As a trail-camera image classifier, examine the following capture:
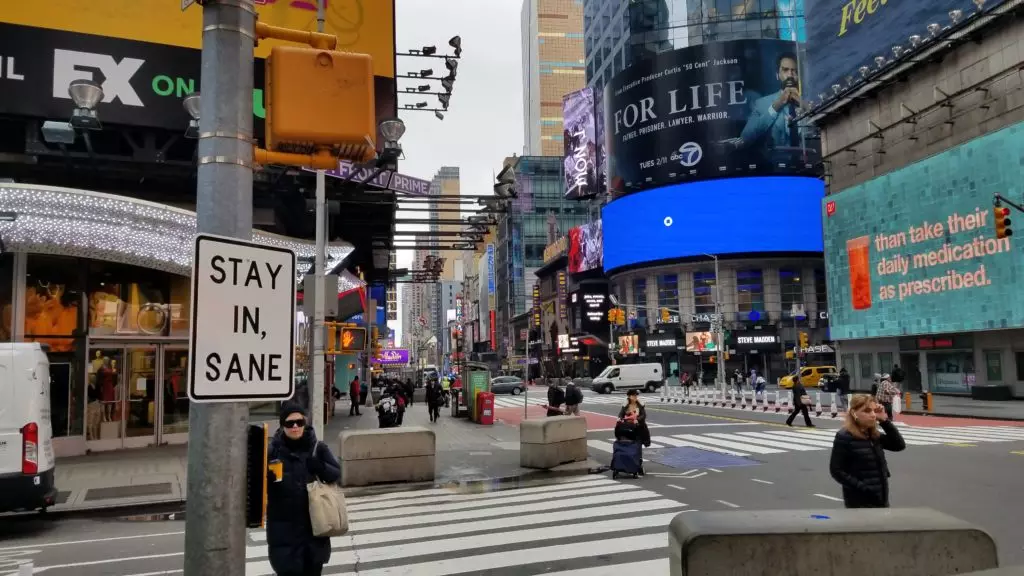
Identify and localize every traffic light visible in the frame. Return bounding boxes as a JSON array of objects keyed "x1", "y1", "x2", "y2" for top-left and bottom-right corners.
[
  {"x1": 995, "y1": 205, "x2": 1012, "y2": 239},
  {"x1": 709, "y1": 355, "x2": 716, "y2": 364},
  {"x1": 616, "y1": 309, "x2": 627, "y2": 325},
  {"x1": 660, "y1": 308, "x2": 670, "y2": 323},
  {"x1": 608, "y1": 309, "x2": 617, "y2": 322},
  {"x1": 799, "y1": 332, "x2": 809, "y2": 350}
]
